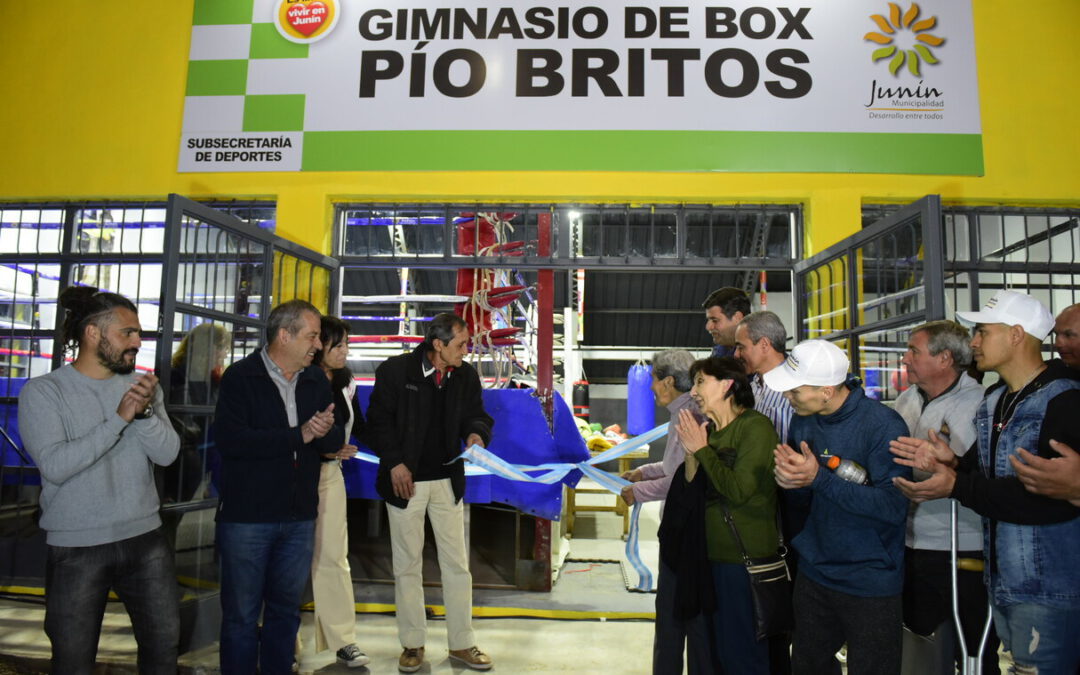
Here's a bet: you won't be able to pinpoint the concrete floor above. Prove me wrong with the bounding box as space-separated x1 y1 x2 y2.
0 488 1018 674
0 488 663 674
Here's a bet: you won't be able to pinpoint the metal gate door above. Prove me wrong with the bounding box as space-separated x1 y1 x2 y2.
159 195 338 650
793 195 945 402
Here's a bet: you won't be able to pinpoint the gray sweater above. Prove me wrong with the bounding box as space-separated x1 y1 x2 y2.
19 365 180 546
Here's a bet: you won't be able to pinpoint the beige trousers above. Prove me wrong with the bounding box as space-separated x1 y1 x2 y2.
386 478 475 650
311 462 357 652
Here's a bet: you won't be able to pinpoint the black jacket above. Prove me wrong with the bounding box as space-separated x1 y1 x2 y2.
213 350 344 522
366 344 493 508
657 464 716 620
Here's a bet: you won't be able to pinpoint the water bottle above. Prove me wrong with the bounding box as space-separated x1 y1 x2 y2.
826 455 870 485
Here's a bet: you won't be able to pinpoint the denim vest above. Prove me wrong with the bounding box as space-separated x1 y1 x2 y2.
975 377 1080 609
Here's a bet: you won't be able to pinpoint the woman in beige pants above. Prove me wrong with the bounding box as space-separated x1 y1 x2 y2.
311 316 368 668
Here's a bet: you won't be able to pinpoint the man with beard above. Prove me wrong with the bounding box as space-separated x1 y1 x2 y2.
18 286 180 675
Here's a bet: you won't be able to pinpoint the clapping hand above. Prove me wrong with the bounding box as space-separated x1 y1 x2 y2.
301 403 335 444
890 430 956 473
893 460 956 503
774 441 818 489
118 373 158 422
675 408 709 457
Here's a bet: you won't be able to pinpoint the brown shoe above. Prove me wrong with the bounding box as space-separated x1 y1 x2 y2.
399 646 425 673
449 646 493 670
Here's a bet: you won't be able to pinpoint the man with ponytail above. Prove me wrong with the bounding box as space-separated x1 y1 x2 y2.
18 286 181 675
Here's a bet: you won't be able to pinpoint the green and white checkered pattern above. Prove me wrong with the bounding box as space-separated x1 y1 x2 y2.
185 0 307 134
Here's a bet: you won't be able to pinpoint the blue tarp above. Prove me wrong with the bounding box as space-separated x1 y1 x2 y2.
344 387 589 521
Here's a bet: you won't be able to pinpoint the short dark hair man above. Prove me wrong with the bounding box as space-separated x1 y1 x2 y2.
766 340 911 675
892 291 1080 674
892 320 999 674
366 313 495 673
19 286 181 674
702 287 750 358
213 299 342 674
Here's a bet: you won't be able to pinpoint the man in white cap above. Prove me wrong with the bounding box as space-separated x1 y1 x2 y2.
891 290 1080 674
1007 302 1080 508
766 339 911 675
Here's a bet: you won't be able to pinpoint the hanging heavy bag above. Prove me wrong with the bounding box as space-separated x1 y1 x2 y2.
720 501 794 640
626 360 655 435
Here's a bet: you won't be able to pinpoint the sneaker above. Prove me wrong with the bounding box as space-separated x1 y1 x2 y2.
336 644 370 668
399 646 425 673
448 646 493 671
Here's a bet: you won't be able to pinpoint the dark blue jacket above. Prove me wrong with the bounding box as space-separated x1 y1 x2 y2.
786 384 911 597
213 350 343 523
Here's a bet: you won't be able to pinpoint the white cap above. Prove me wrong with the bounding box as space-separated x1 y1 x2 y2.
955 290 1054 341
763 340 850 392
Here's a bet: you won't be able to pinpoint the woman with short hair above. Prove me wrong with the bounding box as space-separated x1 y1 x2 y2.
676 356 780 675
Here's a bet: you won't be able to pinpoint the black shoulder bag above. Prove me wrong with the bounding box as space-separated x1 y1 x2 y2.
718 502 794 640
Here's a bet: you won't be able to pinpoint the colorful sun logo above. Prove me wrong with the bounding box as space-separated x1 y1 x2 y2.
865 3 945 77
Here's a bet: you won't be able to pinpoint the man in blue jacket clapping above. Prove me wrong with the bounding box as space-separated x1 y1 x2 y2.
766 340 911 675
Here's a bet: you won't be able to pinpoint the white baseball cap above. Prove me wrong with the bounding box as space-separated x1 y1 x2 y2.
955 290 1054 341
763 340 850 392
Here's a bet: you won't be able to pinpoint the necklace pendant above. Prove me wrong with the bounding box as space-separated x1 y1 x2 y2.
994 422 1004 432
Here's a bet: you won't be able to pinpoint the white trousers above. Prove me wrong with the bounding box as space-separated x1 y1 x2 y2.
311 462 357 652
386 478 475 650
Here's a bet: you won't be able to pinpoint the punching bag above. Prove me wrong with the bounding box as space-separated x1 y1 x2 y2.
627 361 655 435
572 380 590 421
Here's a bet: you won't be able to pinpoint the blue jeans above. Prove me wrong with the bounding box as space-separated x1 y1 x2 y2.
991 602 1080 675
45 527 179 675
218 520 316 675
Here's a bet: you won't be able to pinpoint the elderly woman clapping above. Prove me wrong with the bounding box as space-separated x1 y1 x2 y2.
675 356 780 675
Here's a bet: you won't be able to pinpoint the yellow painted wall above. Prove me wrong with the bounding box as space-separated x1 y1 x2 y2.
1 1 1077 256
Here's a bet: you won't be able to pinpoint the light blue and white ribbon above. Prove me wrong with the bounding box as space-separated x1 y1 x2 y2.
352 423 669 592
454 422 668 592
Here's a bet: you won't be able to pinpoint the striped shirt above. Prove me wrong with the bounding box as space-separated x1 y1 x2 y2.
751 373 794 445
